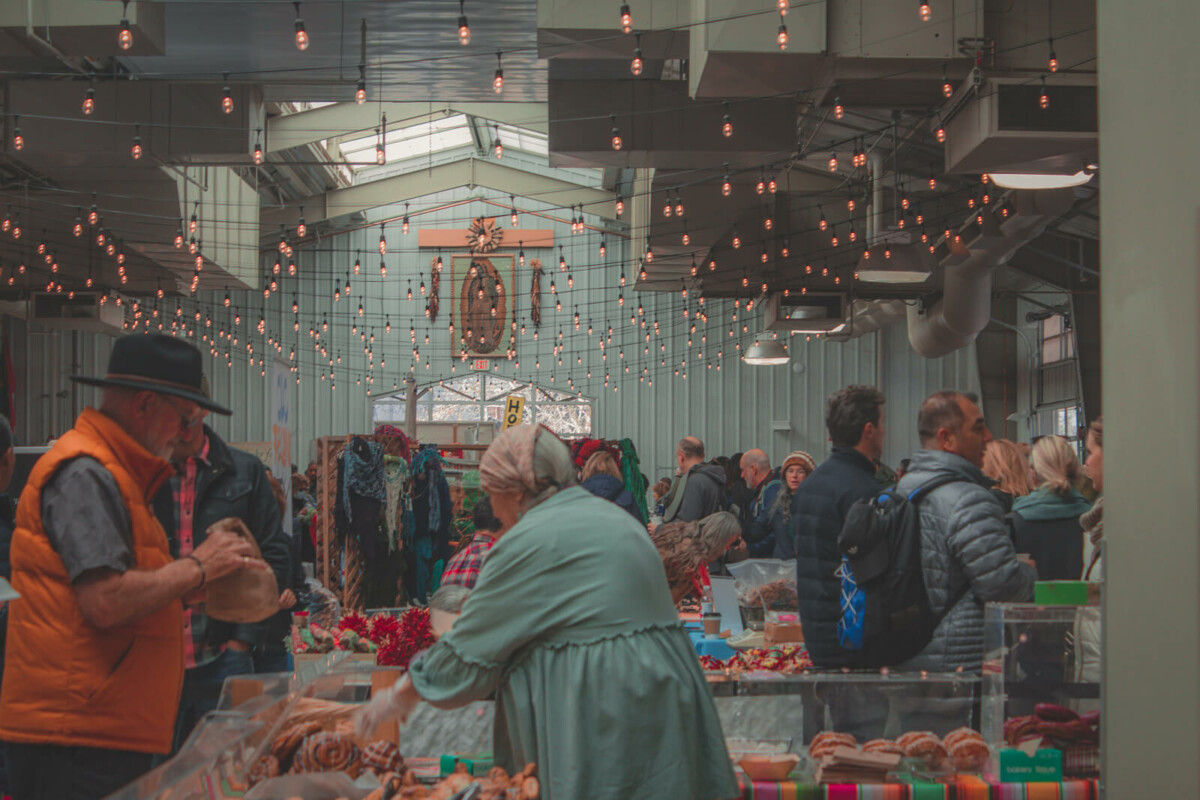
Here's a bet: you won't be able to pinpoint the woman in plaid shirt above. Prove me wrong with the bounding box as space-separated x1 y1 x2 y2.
439 496 503 590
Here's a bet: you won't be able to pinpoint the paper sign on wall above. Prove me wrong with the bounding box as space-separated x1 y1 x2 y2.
502 395 525 429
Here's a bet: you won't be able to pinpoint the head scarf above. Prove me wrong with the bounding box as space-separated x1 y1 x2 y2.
782 450 817 476
480 424 576 511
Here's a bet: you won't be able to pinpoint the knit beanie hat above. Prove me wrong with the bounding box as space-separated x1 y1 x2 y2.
782 450 816 475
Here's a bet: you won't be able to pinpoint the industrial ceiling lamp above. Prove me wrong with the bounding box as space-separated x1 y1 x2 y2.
744 339 790 366
989 170 1094 190
855 243 934 283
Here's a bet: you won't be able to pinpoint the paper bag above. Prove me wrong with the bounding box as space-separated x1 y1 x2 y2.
204 517 280 623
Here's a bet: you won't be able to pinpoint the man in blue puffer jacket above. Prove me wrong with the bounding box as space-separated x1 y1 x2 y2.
895 391 1036 673
788 386 888 668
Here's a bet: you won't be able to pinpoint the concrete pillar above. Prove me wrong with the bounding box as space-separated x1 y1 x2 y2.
1098 0 1200 795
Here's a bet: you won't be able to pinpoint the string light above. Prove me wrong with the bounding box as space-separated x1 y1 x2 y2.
722 102 733 137
378 224 387 254
129 123 143 160
620 2 632 33
83 82 95 116
610 115 623 151
297 207 307 238
356 65 367 104
828 151 838 172
942 64 953 98
510 196 518 227
402 203 410 234
935 115 946 143
615 196 625 216
919 1 931 22
11 117 23 151
777 14 788 49
376 114 387 165
1039 76 1049 109
493 51 504 93
493 124 503 158
722 165 732 197
631 34 643 76
833 95 844 120
293 2 309 50
457 0 470 45
221 75 233 114
676 195 685 215
118 1 133 50
253 129 263 164
1048 38 1058 72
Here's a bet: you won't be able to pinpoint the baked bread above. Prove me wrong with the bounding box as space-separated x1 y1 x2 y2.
270 721 324 768
862 739 905 756
248 755 280 786
361 740 406 775
291 732 363 778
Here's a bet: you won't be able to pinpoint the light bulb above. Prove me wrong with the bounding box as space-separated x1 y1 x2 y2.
610 115 623 151
756 176 765 195
722 114 733 138
493 136 503 158
943 79 953 98
74 216 83 237
631 49 643 76
722 174 731 196
1039 77 1049 109
11 120 23 151
221 83 233 115
828 152 838 172
458 14 470 45
297 217 307 239
83 86 95 116
615 197 625 216
777 20 788 50
294 2 309 50
682 231 690 246
375 142 385 165
402 215 410 234
676 198 685 215
936 123 946 143
778 0 789 13
493 68 503 93
254 141 262 164
119 15 133 50
919 1 931 22
356 80 366 104
620 3 632 33
834 97 844 120
1048 50 1058 73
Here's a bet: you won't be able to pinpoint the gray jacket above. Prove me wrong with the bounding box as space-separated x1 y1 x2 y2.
895 449 1036 672
665 464 727 523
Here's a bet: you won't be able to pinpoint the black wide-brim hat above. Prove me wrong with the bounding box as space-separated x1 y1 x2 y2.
72 334 232 416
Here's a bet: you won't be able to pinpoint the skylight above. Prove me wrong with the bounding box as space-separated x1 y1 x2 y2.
340 114 474 170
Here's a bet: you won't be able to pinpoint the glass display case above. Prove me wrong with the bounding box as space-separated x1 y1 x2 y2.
981 602 1102 779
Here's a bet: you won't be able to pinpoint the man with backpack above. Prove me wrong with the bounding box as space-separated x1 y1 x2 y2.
790 385 888 667
892 391 1035 672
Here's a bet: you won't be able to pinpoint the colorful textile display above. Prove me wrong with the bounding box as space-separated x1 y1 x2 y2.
619 438 649 522
736 774 1100 800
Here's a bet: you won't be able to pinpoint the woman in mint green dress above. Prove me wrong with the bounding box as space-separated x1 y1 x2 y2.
358 425 737 800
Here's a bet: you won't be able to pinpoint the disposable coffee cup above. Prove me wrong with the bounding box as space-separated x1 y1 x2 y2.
702 613 721 636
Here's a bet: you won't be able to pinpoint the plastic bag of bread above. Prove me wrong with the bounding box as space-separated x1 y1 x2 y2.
204 517 280 623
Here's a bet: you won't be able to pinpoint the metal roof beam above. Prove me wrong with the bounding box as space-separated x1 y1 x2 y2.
266 102 549 154
261 157 613 230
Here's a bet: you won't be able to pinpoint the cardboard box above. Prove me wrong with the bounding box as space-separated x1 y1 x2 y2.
764 621 804 645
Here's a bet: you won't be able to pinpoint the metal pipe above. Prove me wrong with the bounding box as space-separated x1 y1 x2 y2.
868 153 885 245
24 0 87 75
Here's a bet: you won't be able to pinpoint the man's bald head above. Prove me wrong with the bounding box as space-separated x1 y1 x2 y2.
740 449 772 489
676 436 706 473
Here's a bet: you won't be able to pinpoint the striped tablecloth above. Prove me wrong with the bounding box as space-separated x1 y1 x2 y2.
737 772 1100 800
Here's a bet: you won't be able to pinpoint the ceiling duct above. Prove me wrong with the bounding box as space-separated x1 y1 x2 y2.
28 292 123 336
942 76 1098 175
764 292 847 333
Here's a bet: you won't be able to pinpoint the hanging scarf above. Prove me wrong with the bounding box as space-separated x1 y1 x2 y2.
619 438 649 522
342 437 386 524
383 457 411 552
412 445 447 535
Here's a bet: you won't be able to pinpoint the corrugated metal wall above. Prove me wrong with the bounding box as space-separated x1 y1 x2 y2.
6 175 982 476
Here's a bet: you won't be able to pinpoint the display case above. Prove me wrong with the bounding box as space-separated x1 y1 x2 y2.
708 670 983 776
981 602 1102 779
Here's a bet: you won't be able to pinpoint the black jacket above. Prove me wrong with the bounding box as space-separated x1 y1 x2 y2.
1009 488 1091 581
788 447 882 668
581 474 644 524
153 427 289 649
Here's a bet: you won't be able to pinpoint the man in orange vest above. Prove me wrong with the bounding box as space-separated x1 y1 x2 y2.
0 335 269 800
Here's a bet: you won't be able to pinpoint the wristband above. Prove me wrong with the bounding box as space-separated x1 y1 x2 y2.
186 554 206 589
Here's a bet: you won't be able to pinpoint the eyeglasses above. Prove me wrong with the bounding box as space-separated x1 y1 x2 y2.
157 394 205 432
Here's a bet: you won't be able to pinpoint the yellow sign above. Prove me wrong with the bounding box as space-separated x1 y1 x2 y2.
502 395 525 430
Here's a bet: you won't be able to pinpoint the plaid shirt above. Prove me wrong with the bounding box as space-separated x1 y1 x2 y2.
440 532 497 590
173 437 223 670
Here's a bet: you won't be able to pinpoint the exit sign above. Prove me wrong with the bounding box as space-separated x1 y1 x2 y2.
470 359 490 371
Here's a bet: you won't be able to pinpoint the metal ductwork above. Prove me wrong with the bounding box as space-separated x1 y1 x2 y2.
906 188 1077 357
831 188 1077 356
